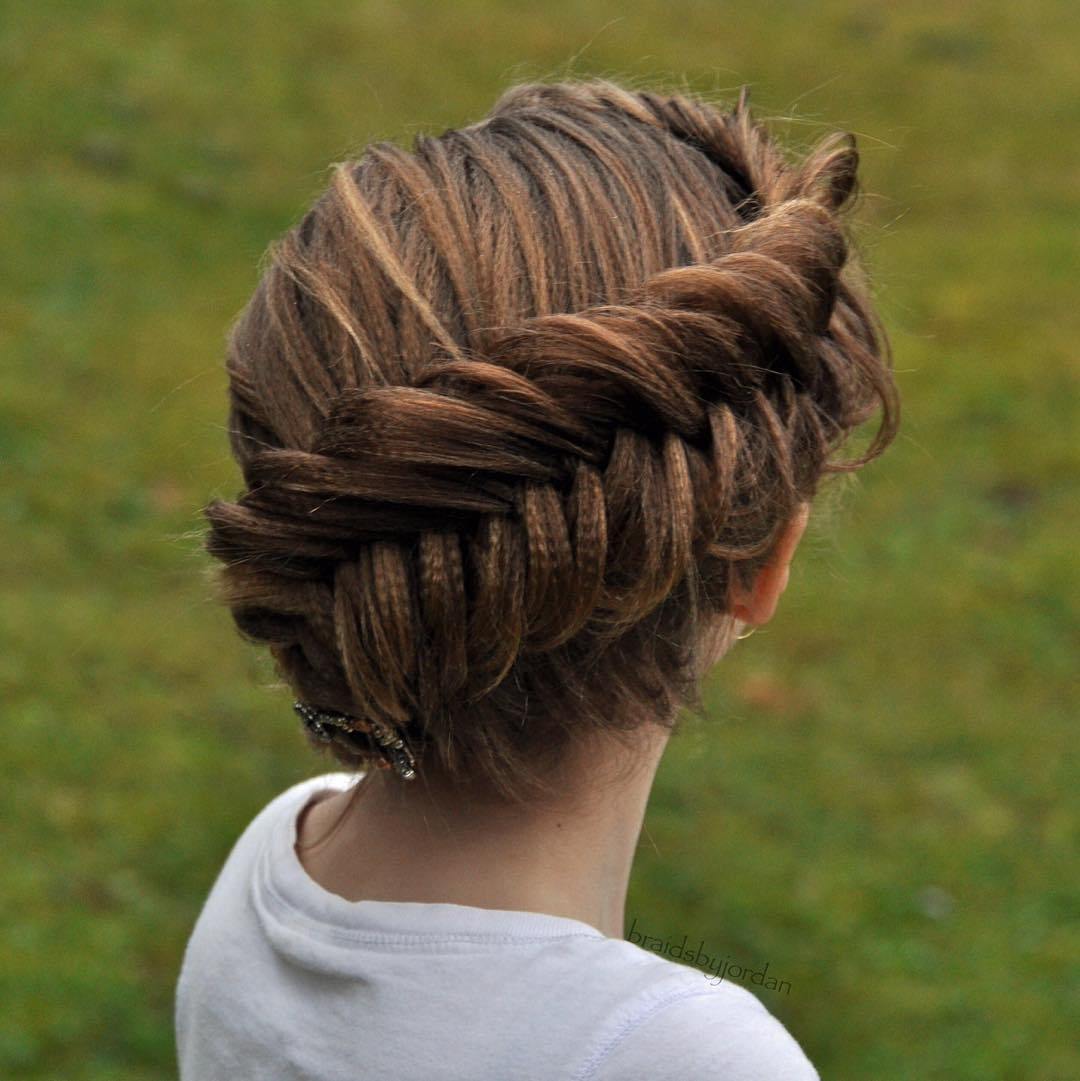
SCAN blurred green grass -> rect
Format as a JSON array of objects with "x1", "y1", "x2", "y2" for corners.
[{"x1": 2, "y1": 1, "x2": 1077, "y2": 1078}]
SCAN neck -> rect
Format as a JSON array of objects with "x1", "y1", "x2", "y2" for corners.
[{"x1": 296, "y1": 723, "x2": 672, "y2": 939}]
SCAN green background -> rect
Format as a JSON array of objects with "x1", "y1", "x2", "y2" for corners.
[{"x1": 2, "y1": 1, "x2": 1077, "y2": 1077}]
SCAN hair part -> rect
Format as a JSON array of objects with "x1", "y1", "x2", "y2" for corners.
[{"x1": 203, "y1": 77, "x2": 900, "y2": 804}]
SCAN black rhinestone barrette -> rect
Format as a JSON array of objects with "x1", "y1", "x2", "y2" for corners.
[{"x1": 293, "y1": 701, "x2": 417, "y2": 781}]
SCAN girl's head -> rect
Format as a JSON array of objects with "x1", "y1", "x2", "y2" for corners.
[{"x1": 203, "y1": 78, "x2": 900, "y2": 804}]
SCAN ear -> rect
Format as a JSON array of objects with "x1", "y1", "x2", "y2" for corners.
[{"x1": 729, "y1": 503, "x2": 810, "y2": 627}]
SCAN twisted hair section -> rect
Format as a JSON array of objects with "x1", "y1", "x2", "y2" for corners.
[{"x1": 203, "y1": 78, "x2": 900, "y2": 802}]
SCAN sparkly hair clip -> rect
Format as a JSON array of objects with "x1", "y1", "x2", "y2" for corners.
[{"x1": 293, "y1": 701, "x2": 417, "y2": 781}]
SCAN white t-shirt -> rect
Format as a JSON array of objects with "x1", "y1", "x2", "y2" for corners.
[{"x1": 175, "y1": 772, "x2": 819, "y2": 1080}]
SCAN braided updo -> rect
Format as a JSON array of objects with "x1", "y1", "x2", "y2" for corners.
[{"x1": 203, "y1": 79, "x2": 900, "y2": 802}]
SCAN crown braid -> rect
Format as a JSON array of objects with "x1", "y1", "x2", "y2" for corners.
[{"x1": 203, "y1": 79, "x2": 899, "y2": 802}]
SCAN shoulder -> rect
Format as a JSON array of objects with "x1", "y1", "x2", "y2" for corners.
[
  {"x1": 179, "y1": 772, "x2": 358, "y2": 961},
  {"x1": 197, "y1": 771, "x2": 358, "y2": 900},
  {"x1": 585, "y1": 982, "x2": 819, "y2": 1081}
]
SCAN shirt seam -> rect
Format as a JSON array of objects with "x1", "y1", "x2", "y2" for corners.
[{"x1": 572, "y1": 987, "x2": 730, "y2": 1081}]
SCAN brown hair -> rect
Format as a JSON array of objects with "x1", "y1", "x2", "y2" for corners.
[{"x1": 202, "y1": 78, "x2": 900, "y2": 804}]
